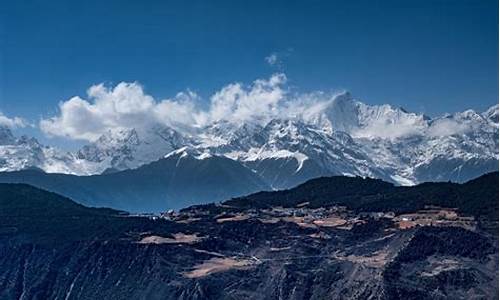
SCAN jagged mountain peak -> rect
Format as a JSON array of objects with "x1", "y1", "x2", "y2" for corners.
[
  {"x1": 76, "y1": 125, "x2": 193, "y2": 172},
  {"x1": 0, "y1": 97, "x2": 496, "y2": 187},
  {"x1": 17, "y1": 135, "x2": 41, "y2": 147},
  {"x1": 455, "y1": 108, "x2": 484, "y2": 121},
  {"x1": 483, "y1": 104, "x2": 499, "y2": 124},
  {"x1": 263, "y1": 118, "x2": 313, "y2": 134},
  {"x1": 0, "y1": 126, "x2": 15, "y2": 145},
  {"x1": 330, "y1": 90, "x2": 354, "y2": 105},
  {"x1": 314, "y1": 93, "x2": 430, "y2": 139},
  {"x1": 0, "y1": 126, "x2": 96, "y2": 175},
  {"x1": 95, "y1": 127, "x2": 140, "y2": 146},
  {"x1": 320, "y1": 91, "x2": 360, "y2": 133}
]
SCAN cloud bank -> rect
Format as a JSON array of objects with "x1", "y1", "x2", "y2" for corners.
[
  {"x1": 39, "y1": 73, "x2": 493, "y2": 142},
  {"x1": 40, "y1": 74, "x2": 294, "y2": 141},
  {"x1": 0, "y1": 113, "x2": 27, "y2": 128},
  {"x1": 426, "y1": 118, "x2": 470, "y2": 137}
]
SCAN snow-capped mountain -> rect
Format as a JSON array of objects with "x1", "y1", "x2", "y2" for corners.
[
  {"x1": 77, "y1": 126, "x2": 193, "y2": 173},
  {"x1": 202, "y1": 119, "x2": 394, "y2": 188},
  {"x1": 307, "y1": 92, "x2": 429, "y2": 139},
  {"x1": 0, "y1": 148, "x2": 269, "y2": 212},
  {"x1": 209, "y1": 94, "x2": 497, "y2": 186},
  {"x1": 483, "y1": 104, "x2": 499, "y2": 124},
  {"x1": 0, "y1": 126, "x2": 103, "y2": 174},
  {"x1": 192, "y1": 93, "x2": 497, "y2": 186},
  {"x1": 1, "y1": 93, "x2": 497, "y2": 188}
]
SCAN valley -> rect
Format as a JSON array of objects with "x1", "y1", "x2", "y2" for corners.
[
  {"x1": 2, "y1": 2, "x2": 497, "y2": 299},
  {"x1": 0, "y1": 172, "x2": 497, "y2": 299}
]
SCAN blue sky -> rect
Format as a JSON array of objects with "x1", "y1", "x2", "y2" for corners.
[{"x1": 0, "y1": 0, "x2": 498, "y2": 148}]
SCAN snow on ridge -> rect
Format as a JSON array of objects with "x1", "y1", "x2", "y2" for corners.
[
  {"x1": 164, "y1": 146, "x2": 190, "y2": 158},
  {"x1": 195, "y1": 152, "x2": 213, "y2": 160},
  {"x1": 390, "y1": 174, "x2": 416, "y2": 186},
  {"x1": 0, "y1": 96, "x2": 497, "y2": 186},
  {"x1": 242, "y1": 148, "x2": 309, "y2": 172}
]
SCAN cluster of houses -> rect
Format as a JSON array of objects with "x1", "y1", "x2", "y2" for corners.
[
  {"x1": 393, "y1": 206, "x2": 475, "y2": 230},
  {"x1": 135, "y1": 203, "x2": 476, "y2": 233}
]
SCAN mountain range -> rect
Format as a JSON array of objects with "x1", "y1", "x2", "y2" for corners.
[{"x1": 0, "y1": 93, "x2": 497, "y2": 211}]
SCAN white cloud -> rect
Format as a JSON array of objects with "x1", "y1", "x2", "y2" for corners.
[
  {"x1": 352, "y1": 114, "x2": 471, "y2": 140},
  {"x1": 154, "y1": 91, "x2": 205, "y2": 131},
  {"x1": 209, "y1": 73, "x2": 286, "y2": 124},
  {"x1": 427, "y1": 118, "x2": 469, "y2": 137},
  {"x1": 41, "y1": 83, "x2": 153, "y2": 140},
  {"x1": 0, "y1": 113, "x2": 27, "y2": 128},
  {"x1": 265, "y1": 49, "x2": 294, "y2": 68},
  {"x1": 265, "y1": 53, "x2": 279, "y2": 66},
  {"x1": 40, "y1": 82, "x2": 201, "y2": 141},
  {"x1": 39, "y1": 74, "x2": 289, "y2": 141},
  {"x1": 38, "y1": 73, "x2": 479, "y2": 142},
  {"x1": 353, "y1": 120, "x2": 424, "y2": 139}
]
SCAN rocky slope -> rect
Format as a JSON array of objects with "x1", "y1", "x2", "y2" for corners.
[{"x1": 0, "y1": 173, "x2": 497, "y2": 299}]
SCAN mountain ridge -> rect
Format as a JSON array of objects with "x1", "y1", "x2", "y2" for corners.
[
  {"x1": 0, "y1": 151, "x2": 270, "y2": 212},
  {"x1": 1, "y1": 94, "x2": 497, "y2": 188}
]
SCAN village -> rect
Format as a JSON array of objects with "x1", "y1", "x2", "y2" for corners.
[{"x1": 136, "y1": 202, "x2": 477, "y2": 232}]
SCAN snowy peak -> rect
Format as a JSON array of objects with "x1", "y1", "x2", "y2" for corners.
[
  {"x1": 263, "y1": 118, "x2": 312, "y2": 141},
  {"x1": 0, "y1": 94, "x2": 496, "y2": 188},
  {"x1": 356, "y1": 102, "x2": 426, "y2": 128},
  {"x1": 0, "y1": 127, "x2": 94, "y2": 175},
  {"x1": 96, "y1": 128, "x2": 140, "y2": 148},
  {"x1": 353, "y1": 102, "x2": 428, "y2": 139},
  {"x1": 314, "y1": 92, "x2": 429, "y2": 139},
  {"x1": 200, "y1": 121, "x2": 264, "y2": 147},
  {"x1": 319, "y1": 91, "x2": 360, "y2": 133},
  {"x1": 0, "y1": 126, "x2": 15, "y2": 145},
  {"x1": 454, "y1": 109, "x2": 486, "y2": 123},
  {"x1": 483, "y1": 104, "x2": 499, "y2": 125},
  {"x1": 77, "y1": 128, "x2": 140, "y2": 163},
  {"x1": 77, "y1": 125, "x2": 192, "y2": 172}
]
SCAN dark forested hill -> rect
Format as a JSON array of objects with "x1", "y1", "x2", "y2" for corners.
[
  {"x1": 0, "y1": 153, "x2": 269, "y2": 213},
  {"x1": 0, "y1": 173, "x2": 497, "y2": 299},
  {"x1": 224, "y1": 172, "x2": 499, "y2": 220}
]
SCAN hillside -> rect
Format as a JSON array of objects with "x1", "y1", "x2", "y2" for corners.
[
  {"x1": 0, "y1": 173, "x2": 497, "y2": 299},
  {"x1": 0, "y1": 152, "x2": 269, "y2": 212},
  {"x1": 225, "y1": 172, "x2": 499, "y2": 221}
]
